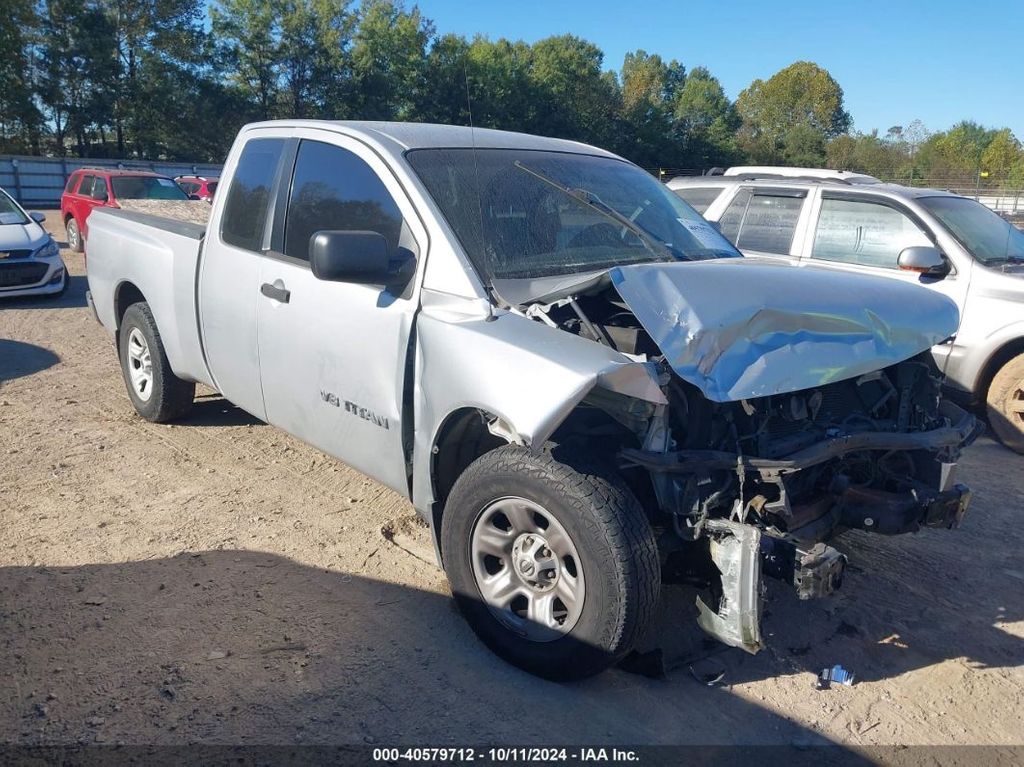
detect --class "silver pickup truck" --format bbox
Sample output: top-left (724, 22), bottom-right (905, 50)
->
top-left (86, 121), bottom-right (980, 680)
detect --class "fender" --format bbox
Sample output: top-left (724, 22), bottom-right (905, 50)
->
top-left (409, 290), bottom-right (666, 516)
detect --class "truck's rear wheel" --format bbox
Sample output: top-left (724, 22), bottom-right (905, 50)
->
top-left (987, 353), bottom-right (1024, 454)
top-left (441, 445), bottom-right (659, 681)
top-left (118, 302), bottom-right (194, 423)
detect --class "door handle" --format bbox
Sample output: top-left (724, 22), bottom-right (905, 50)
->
top-left (260, 282), bottom-right (290, 303)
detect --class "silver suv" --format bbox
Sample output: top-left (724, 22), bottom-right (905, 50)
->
top-left (669, 169), bottom-right (1024, 453)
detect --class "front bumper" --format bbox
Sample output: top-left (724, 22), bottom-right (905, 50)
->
top-left (0, 258), bottom-right (66, 298)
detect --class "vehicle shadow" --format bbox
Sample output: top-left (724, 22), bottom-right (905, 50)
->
top-left (0, 339), bottom-right (60, 384)
top-left (0, 551), bottom-right (870, 755)
top-left (647, 434), bottom-right (1023, 687)
top-left (175, 394), bottom-right (266, 428)
top-left (0, 275), bottom-right (88, 310)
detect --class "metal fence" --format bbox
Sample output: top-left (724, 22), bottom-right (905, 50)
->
top-left (0, 155), bottom-right (224, 208)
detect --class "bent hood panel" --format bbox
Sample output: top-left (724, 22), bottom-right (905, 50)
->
top-left (610, 259), bottom-right (959, 402)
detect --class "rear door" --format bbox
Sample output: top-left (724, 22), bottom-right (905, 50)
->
top-left (255, 131), bottom-right (425, 496)
top-left (79, 176), bottom-right (111, 237)
top-left (198, 134), bottom-right (292, 420)
top-left (716, 186), bottom-right (814, 262)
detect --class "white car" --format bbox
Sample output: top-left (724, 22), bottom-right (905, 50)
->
top-left (0, 187), bottom-right (67, 299)
top-left (669, 167), bottom-right (1024, 453)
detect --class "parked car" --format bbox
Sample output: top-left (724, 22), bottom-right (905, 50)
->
top-left (0, 186), bottom-right (67, 298)
top-left (669, 169), bottom-right (1024, 453)
top-left (175, 175), bottom-right (219, 202)
top-left (60, 168), bottom-right (189, 253)
top-left (85, 122), bottom-right (978, 680)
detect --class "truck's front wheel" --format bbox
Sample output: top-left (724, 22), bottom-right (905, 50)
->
top-left (441, 445), bottom-right (659, 681)
top-left (118, 302), bottom-right (195, 423)
top-left (987, 352), bottom-right (1024, 454)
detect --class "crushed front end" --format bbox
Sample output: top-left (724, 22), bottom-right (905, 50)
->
top-left (501, 259), bottom-right (982, 653)
top-left (620, 355), bottom-right (979, 651)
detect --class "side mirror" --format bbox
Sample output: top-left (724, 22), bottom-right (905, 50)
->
top-left (29, 211), bottom-right (46, 224)
top-left (310, 230), bottom-right (415, 286)
top-left (898, 246), bottom-right (949, 277)
top-left (91, 188), bottom-right (108, 202)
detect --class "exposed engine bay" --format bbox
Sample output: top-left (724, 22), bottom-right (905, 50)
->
top-left (510, 276), bottom-right (981, 653)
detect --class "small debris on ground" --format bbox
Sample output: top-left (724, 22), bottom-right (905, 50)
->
top-left (816, 664), bottom-right (856, 690)
top-left (689, 657), bottom-right (727, 687)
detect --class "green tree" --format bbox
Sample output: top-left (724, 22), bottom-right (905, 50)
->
top-left (617, 50), bottom-right (682, 167)
top-left (212, 0), bottom-right (283, 120)
top-left (350, 0), bottom-right (434, 120)
top-left (0, 0), bottom-right (43, 153)
top-left (527, 35), bottom-right (620, 147)
top-left (36, 0), bottom-right (120, 156)
top-left (108, 0), bottom-right (206, 156)
top-left (981, 129), bottom-right (1022, 181)
top-left (736, 61), bottom-right (850, 165)
top-left (464, 36), bottom-right (537, 132)
top-left (915, 120), bottom-right (996, 183)
top-left (674, 66), bottom-right (738, 167)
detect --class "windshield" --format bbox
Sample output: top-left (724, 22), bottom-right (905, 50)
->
top-left (406, 148), bottom-right (739, 281)
top-left (920, 195), bottom-right (1024, 265)
top-left (111, 176), bottom-right (189, 201)
top-left (0, 189), bottom-right (28, 225)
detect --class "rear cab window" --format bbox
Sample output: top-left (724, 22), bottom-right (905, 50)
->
top-left (811, 196), bottom-right (931, 269)
top-left (221, 138), bottom-right (287, 252)
top-left (719, 187), bottom-right (806, 255)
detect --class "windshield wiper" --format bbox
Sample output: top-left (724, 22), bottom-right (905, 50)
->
top-left (513, 161), bottom-right (674, 260)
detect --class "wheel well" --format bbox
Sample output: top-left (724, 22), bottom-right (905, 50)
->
top-left (429, 408), bottom-right (507, 548)
top-left (976, 338), bottom-right (1024, 404)
top-left (114, 282), bottom-right (147, 343)
top-left (428, 400), bottom-right (652, 558)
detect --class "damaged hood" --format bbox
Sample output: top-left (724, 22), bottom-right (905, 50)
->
top-left (608, 259), bottom-right (959, 402)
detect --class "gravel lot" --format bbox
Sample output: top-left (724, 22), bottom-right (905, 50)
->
top-left (1, 221), bottom-right (1022, 752)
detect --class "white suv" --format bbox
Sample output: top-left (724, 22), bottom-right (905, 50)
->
top-left (669, 169), bottom-right (1024, 453)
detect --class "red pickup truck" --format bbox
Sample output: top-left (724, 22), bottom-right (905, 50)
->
top-left (60, 168), bottom-right (188, 252)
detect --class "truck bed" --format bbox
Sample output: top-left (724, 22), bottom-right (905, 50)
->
top-left (86, 207), bottom-right (214, 389)
top-left (117, 200), bottom-right (212, 227)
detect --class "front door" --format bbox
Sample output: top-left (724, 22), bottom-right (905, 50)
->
top-left (255, 132), bottom-right (424, 496)
top-left (801, 193), bottom-right (971, 367)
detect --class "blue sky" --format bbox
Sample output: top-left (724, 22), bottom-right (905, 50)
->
top-left (412, 0), bottom-right (1023, 136)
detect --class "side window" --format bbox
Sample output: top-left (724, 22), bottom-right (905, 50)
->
top-left (221, 138), bottom-right (285, 252)
top-left (64, 174), bottom-right (80, 193)
top-left (718, 189), bottom-right (803, 254)
top-left (812, 198), bottom-right (931, 269)
top-left (718, 188), bottom-right (751, 244)
top-left (674, 187), bottom-right (724, 215)
top-left (735, 193), bottom-right (803, 254)
top-left (77, 174), bottom-right (95, 196)
top-left (283, 140), bottom-right (403, 261)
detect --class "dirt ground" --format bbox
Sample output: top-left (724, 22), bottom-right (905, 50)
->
top-left (1, 219), bottom-right (1022, 752)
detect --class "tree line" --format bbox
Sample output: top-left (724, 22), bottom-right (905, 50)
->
top-left (2, 0), bottom-right (1022, 187)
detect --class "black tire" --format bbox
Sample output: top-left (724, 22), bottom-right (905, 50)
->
top-left (441, 445), bottom-right (659, 681)
top-left (986, 353), bottom-right (1024, 454)
top-left (118, 302), bottom-right (195, 423)
top-left (66, 217), bottom-right (83, 253)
